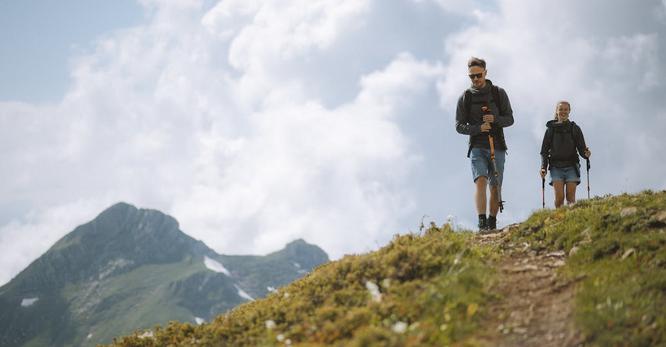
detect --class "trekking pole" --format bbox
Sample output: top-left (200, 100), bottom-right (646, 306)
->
top-left (586, 158), bottom-right (591, 199)
top-left (482, 105), bottom-right (504, 213)
top-left (489, 135), bottom-right (504, 213)
top-left (541, 176), bottom-right (545, 208)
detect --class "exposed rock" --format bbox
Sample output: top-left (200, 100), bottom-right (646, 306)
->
top-left (546, 260), bottom-right (566, 268)
top-left (508, 264), bottom-right (539, 273)
top-left (620, 207), bottom-right (638, 217)
top-left (656, 210), bottom-right (666, 223)
top-left (545, 251), bottom-right (566, 258)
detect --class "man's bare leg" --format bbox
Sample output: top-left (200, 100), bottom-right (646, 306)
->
top-left (489, 185), bottom-right (499, 216)
top-left (475, 176), bottom-right (488, 215)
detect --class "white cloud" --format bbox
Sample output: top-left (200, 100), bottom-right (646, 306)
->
top-left (218, 0), bottom-right (372, 109)
top-left (173, 53), bottom-right (442, 257)
top-left (0, 200), bottom-right (105, 285)
top-left (600, 33), bottom-right (660, 90)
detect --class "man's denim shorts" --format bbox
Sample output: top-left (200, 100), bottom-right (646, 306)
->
top-left (549, 165), bottom-right (581, 186)
top-left (470, 147), bottom-right (505, 186)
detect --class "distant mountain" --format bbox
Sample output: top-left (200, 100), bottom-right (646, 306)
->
top-left (0, 203), bottom-right (328, 347)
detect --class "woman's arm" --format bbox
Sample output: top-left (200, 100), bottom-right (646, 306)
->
top-left (574, 124), bottom-right (590, 158)
top-left (540, 128), bottom-right (552, 170)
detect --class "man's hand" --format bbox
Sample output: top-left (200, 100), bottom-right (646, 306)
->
top-left (584, 148), bottom-right (592, 158)
top-left (540, 168), bottom-right (546, 179)
top-left (480, 122), bottom-right (491, 132)
top-left (482, 114), bottom-right (495, 123)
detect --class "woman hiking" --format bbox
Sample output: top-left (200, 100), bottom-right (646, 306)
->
top-left (540, 100), bottom-right (591, 208)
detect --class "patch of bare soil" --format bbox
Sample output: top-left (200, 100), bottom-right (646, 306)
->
top-left (470, 225), bottom-right (586, 347)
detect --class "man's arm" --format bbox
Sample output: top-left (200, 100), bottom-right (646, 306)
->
top-left (494, 88), bottom-right (514, 128)
top-left (455, 93), bottom-right (481, 135)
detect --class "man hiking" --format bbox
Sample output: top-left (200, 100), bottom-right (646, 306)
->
top-left (456, 57), bottom-right (514, 231)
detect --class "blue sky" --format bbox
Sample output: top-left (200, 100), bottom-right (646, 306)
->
top-left (0, 0), bottom-right (143, 102)
top-left (1, 0), bottom-right (665, 285)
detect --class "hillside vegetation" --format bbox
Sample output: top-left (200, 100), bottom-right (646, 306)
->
top-left (109, 190), bottom-right (666, 347)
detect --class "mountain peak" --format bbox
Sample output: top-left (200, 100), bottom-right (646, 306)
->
top-left (99, 201), bottom-right (138, 219)
top-left (273, 238), bottom-right (328, 271)
top-left (106, 201), bottom-right (136, 211)
top-left (12, 202), bottom-right (202, 291)
top-left (95, 202), bottom-right (180, 232)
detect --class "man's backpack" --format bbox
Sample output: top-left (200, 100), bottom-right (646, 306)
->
top-left (462, 84), bottom-right (505, 157)
top-left (463, 85), bottom-right (502, 118)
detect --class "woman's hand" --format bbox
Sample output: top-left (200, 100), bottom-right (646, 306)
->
top-left (540, 168), bottom-right (546, 179)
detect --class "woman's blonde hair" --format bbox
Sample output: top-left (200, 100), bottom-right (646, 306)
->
top-left (554, 100), bottom-right (571, 120)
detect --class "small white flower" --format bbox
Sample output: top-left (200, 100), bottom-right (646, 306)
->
top-left (265, 320), bottom-right (276, 330)
top-left (277, 334), bottom-right (285, 342)
top-left (138, 331), bottom-right (154, 339)
top-left (392, 321), bottom-right (408, 334)
top-left (365, 281), bottom-right (382, 303)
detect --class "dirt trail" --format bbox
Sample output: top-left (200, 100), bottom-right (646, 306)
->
top-left (471, 224), bottom-right (586, 347)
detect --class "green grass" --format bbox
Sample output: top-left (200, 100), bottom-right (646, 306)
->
top-left (109, 190), bottom-right (666, 347)
top-left (62, 258), bottom-right (207, 346)
top-left (109, 225), bottom-right (498, 346)
top-left (508, 190), bottom-right (666, 346)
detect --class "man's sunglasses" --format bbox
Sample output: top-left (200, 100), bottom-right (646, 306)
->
top-left (468, 73), bottom-right (484, 80)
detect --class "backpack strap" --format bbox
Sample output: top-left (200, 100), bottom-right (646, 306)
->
top-left (463, 84), bottom-right (503, 157)
top-left (491, 85), bottom-right (502, 116)
top-left (465, 85), bottom-right (502, 116)
top-left (464, 90), bottom-right (472, 116)
top-left (570, 121), bottom-right (579, 147)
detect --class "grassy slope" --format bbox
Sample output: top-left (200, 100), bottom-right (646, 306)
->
top-left (111, 227), bottom-right (498, 346)
top-left (109, 190), bottom-right (666, 347)
top-left (507, 190), bottom-right (666, 346)
top-left (59, 259), bottom-right (206, 346)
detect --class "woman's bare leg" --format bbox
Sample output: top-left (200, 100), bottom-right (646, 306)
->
top-left (565, 182), bottom-right (577, 205)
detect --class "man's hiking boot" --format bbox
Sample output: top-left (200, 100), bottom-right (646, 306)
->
top-left (487, 215), bottom-right (497, 231)
top-left (478, 215), bottom-right (487, 231)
